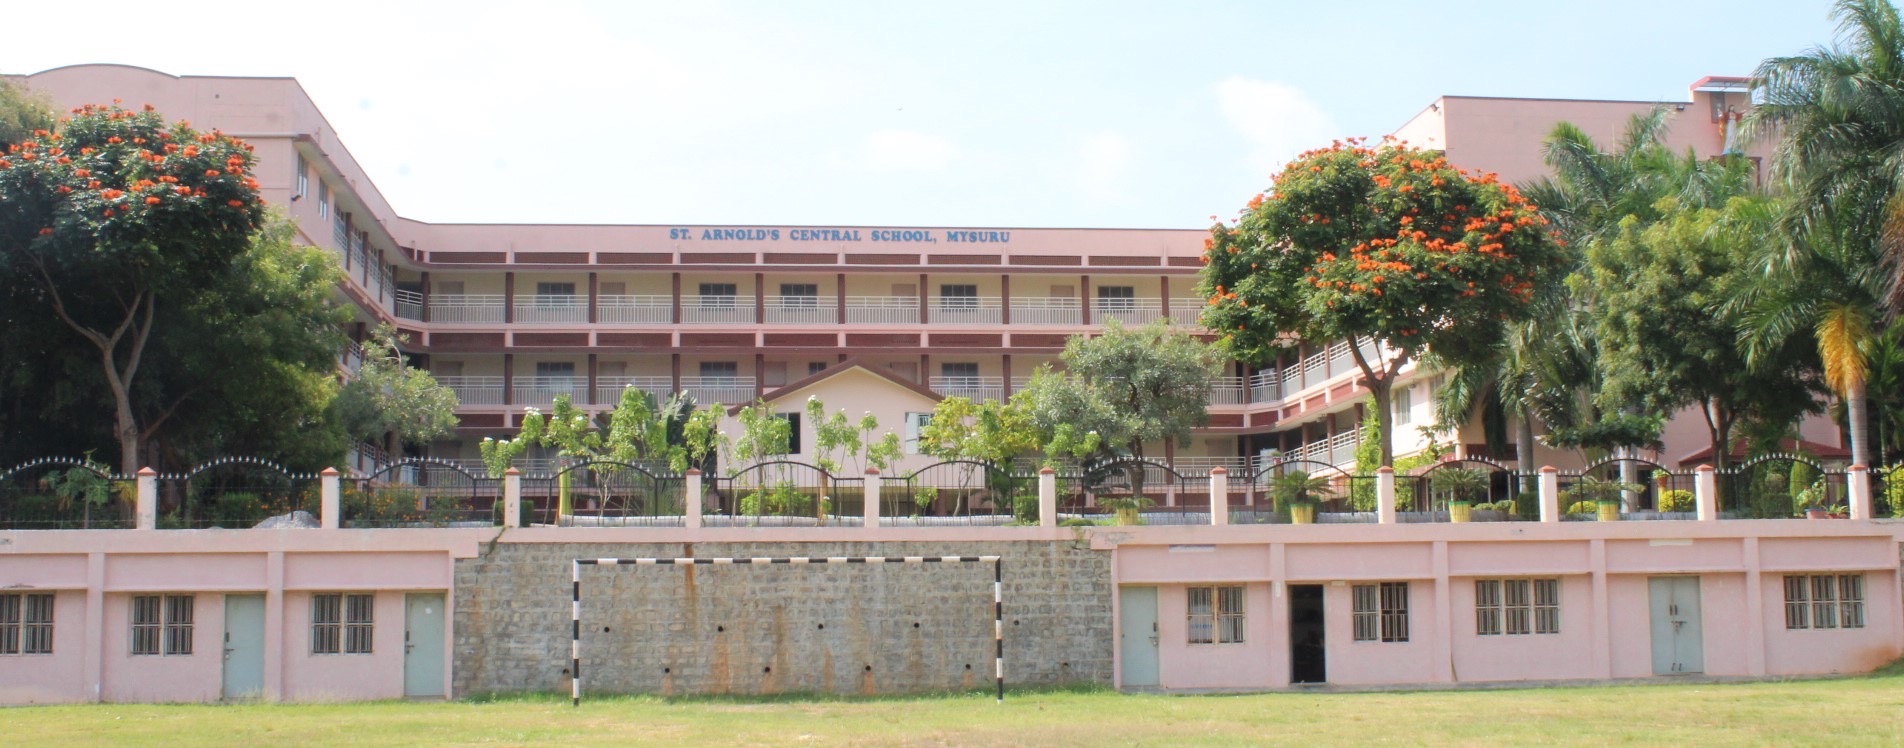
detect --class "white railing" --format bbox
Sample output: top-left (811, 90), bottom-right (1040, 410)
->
top-left (340, 343), bottom-right (366, 374)
top-left (1009, 297), bottom-right (1081, 325)
top-left (598, 295), bottom-right (672, 324)
top-left (596, 376), bottom-right (673, 404)
top-left (439, 375), bottom-right (505, 405)
top-left (1209, 376), bottom-right (1248, 405)
top-left (765, 295), bottom-right (837, 324)
top-left (929, 297), bottom-right (1002, 324)
top-left (515, 296), bottom-right (589, 324)
top-left (682, 297), bottom-right (754, 324)
top-left (429, 294), bottom-right (507, 323)
top-left (513, 376), bottom-right (589, 406)
top-left (929, 376), bottom-right (1004, 402)
top-left (682, 376), bottom-right (755, 406)
top-left (1169, 299), bottom-right (1202, 326)
top-left (1092, 299), bottom-right (1164, 326)
top-left (1329, 429), bottom-right (1360, 466)
top-left (1171, 456), bottom-right (1252, 474)
top-left (374, 262), bottom-right (395, 310)
top-left (395, 289), bottom-right (424, 320)
top-left (333, 213), bottom-right (350, 251)
top-left (846, 296), bottom-right (920, 324)
top-left (1249, 369), bottom-right (1279, 402)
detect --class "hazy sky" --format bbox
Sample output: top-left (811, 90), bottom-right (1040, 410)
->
top-left (1, 0), bottom-right (1843, 228)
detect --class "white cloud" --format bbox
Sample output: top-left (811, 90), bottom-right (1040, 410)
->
top-left (1076, 131), bottom-right (1134, 204)
top-left (857, 130), bottom-right (959, 171)
top-left (1215, 76), bottom-right (1339, 178)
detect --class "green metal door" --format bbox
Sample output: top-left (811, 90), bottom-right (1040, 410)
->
top-left (1119, 586), bottom-right (1159, 687)
top-left (404, 593), bottom-right (446, 697)
top-left (222, 594), bottom-right (265, 699)
top-left (1648, 577), bottom-right (1704, 675)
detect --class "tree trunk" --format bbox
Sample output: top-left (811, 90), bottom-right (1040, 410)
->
top-left (1847, 380), bottom-right (1871, 467)
top-left (1516, 412), bottom-right (1537, 504)
top-left (1347, 341), bottom-right (1401, 468)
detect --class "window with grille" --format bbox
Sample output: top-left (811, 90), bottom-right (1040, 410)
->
top-left (312, 594), bottom-right (375, 655)
top-left (939, 284), bottom-right (979, 309)
top-left (940, 362), bottom-right (980, 380)
top-left (1477, 579), bottom-right (1560, 636)
top-left (698, 283), bottom-right (738, 307)
top-left (1786, 574), bottom-right (1865, 630)
top-left (780, 283), bottom-right (819, 307)
top-left (534, 282), bottom-right (576, 303)
top-left (132, 595), bottom-right (193, 656)
top-left (808, 361), bottom-right (829, 376)
top-left (1097, 286), bottom-right (1136, 310)
top-left (295, 154), bottom-right (309, 198)
top-left (699, 361), bottom-right (739, 380)
top-left (0, 593), bottom-right (54, 655)
top-left (1187, 586), bottom-right (1244, 644)
top-left (1352, 582), bottom-right (1409, 642)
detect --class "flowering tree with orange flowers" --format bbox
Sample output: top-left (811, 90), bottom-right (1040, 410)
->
top-left (0, 103), bottom-right (267, 474)
top-left (1199, 137), bottom-right (1566, 466)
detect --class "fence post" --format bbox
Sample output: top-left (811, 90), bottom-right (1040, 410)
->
top-left (1848, 464), bottom-right (1872, 520)
top-left (1209, 468), bottom-right (1229, 526)
top-left (503, 468), bottom-right (522, 528)
top-left (135, 467), bottom-right (157, 531)
top-left (1694, 464), bottom-right (1717, 522)
top-left (863, 468), bottom-right (881, 529)
top-left (1376, 467), bottom-right (1396, 524)
top-left (684, 469), bottom-right (704, 529)
top-left (1039, 468), bottom-right (1057, 527)
top-left (1538, 466), bottom-right (1559, 523)
top-left (320, 467), bottom-right (340, 530)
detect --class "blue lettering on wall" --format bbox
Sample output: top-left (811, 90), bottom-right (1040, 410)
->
top-left (682, 228), bottom-right (1009, 244)
top-left (945, 231), bottom-right (1011, 243)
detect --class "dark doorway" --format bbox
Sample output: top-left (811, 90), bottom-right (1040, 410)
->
top-left (1289, 584), bottom-right (1326, 684)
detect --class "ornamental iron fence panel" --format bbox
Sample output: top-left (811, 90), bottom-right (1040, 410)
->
top-left (0, 458), bottom-right (135, 529)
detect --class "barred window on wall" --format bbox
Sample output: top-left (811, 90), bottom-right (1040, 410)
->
top-left (1352, 582), bottom-right (1409, 642)
top-left (1188, 586), bottom-right (1244, 644)
top-left (1785, 574), bottom-right (1864, 630)
top-left (313, 594), bottom-right (375, 654)
top-left (1476, 579), bottom-right (1560, 636)
top-left (0, 593), bottom-right (54, 655)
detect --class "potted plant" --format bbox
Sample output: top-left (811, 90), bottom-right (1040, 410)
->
top-left (1793, 479), bottom-right (1831, 519)
top-left (1098, 495), bottom-right (1154, 526)
top-left (1564, 475), bottom-right (1644, 522)
top-left (1268, 470), bottom-right (1333, 525)
top-left (1472, 499), bottom-right (1516, 522)
top-left (1430, 467), bottom-right (1489, 523)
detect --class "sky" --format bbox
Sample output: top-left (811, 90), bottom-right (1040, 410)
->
top-left (1, 0), bottom-right (1846, 229)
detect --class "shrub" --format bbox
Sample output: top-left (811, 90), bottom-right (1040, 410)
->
top-left (1657, 489), bottom-right (1695, 513)
top-left (1566, 500), bottom-right (1598, 515)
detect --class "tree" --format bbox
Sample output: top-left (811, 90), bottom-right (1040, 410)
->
top-left (1203, 138), bottom-right (1567, 466)
top-left (0, 76), bottom-right (55, 152)
top-left (334, 324), bottom-right (460, 454)
top-left (1585, 195), bottom-right (1822, 471)
top-left (0, 103), bottom-right (268, 474)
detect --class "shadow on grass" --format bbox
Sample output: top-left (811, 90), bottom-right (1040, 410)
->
top-left (462, 681), bottom-right (1112, 706)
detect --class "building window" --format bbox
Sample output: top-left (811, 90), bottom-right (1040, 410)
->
top-left (131, 595), bottom-right (193, 656)
top-left (1476, 579), bottom-right (1560, 636)
top-left (1352, 582), bottom-right (1409, 642)
top-left (904, 412), bottom-right (933, 454)
top-left (940, 362), bottom-right (979, 380)
top-left (535, 281), bottom-right (576, 299)
top-left (1395, 386), bottom-right (1413, 426)
top-left (1097, 286), bottom-right (1136, 311)
top-left (1187, 586), bottom-right (1244, 644)
top-left (1786, 574), bottom-right (1865, 630)
top-left (535, 362), bottom-right (576, 378)
top-left (698, 283), bottom-right (738, 307)
top-left (295, 154), bottom-right (309, 199)
top-left (808, 361), bottom-right (829, 377)
top-left (780, 283), bottom-right (819, 307)
top-left (318, 181), bottom-right (330, 220)
top-left (312, 594), bottom-right (374, 655)
top-left (699, 361), bottom-right (739, 380)
top-left (777, 412), bottom-right (802, 455)
top-left (0, 593), bottom-right (54, 655)
top-left (939, 284), bottom-right (979, 310)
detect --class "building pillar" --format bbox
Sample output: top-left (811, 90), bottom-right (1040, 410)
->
top-left (1080, 274), bottom-right (1091, 325)
top-left (1039, 468), bottom-right (1057, 527)
top-left (420, 271), bottom-right (432, 323)
top-left (503, 468), bottom-right (522, 528)
top-left (863, 468), bottom-right (882, 529)
top-left (671, 272), bottom-right (682, 325)
top-left (504, 272), bottom-right (515, 324)
top-left (587, 272), bottom-right (598, 324)
top-left (918, 272), bottom-right (929, 324)
top-left (684, 469), bottom-right (703, 529)
top-left (1848, 464), bottom-right (1873, 520)
top-left (1694, 465), bottom-right (1718, 521)
top-left (1209, 468), bottom-right (1229, 526)
top-left (1160, 276), bottom-right (1171, 322)
top-left (671, 353), bottom-right (682, 395)
top-left (586, 354), bottom-right (599, 406)
top-left (920, 354), bottom-right (930, 385)
top-left (1376, 467), bottom-right (1396, 524)
top-left (135, 467), bottom-right (156, 531)
top-left (1000, 273), bottom-right (1011, 325)
top-left (754, 353), bottom-right (765, 399)
top-left (755, 271), bottom-right (766, 324)
top-left (1538, 466), bottom-right (1560, 522)
top-left (1742, 536), bottom-right (1767, 675)
top-left (1002, 354), bottom-right (1013, 398)
top-left (503, 353), bottom-right (515, 406)
top-left (836, 272), bottom-right (847, 325)
top-left (264, 551), bottom-right (285, 701)
top-left (320, 468), bottom-right (340, 529)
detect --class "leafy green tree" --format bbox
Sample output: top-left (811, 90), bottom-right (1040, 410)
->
top-left (1585, 195), bottom-right (1822, 471)
top-left (1203, 138), bottom-right (1566, 466)
top-left (0, 103), bottom-right (268, 473)
top-left (334, 324), bottom-right (460, 455)
top-left (0, 76), bottom-right (54, 152)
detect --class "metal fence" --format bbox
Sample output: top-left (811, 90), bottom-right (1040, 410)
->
top-left (710, 461), bottom-right (862, 527)
top-left (523, 460), bottom-right (685, 527)
top-left (160, 457), bottom-right (320, 529)
top-left (883, 460), bottom-right (1033, 526)
top-left (0, 458), bottom-right (136, 529)
top-left (345, 459), bottom-right (499, 528)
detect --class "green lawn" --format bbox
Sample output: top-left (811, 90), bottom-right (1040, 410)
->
top-left (6, 673), bottom-right (1904, 747)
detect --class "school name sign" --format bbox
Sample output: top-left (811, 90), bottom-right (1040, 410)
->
top-left (668, 227), bottom-right (1013, 244)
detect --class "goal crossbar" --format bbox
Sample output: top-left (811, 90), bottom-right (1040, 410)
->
top-left (569, 555), bottom-right (1005, 706)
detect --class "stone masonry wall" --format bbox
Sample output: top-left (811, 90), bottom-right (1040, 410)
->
top-left (453, 540), bottom-right (1111, 697)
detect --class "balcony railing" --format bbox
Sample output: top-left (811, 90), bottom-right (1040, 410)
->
top-left (929, 376), bottom-right (1003, 402)
top-left (596, 376), bottom-right (673, 404)
top-left (682, 376), bottom-right (756, 406)
top-left (429, 294), bottom-right (507, 323)
top-left (846, 296), bottom-right (919, 324)
top-left (682, 297), bottom-right (754, 324)
top-left (513, 376), bottom-right (589, 406)
top-left (765, 295), bottom-right (837, 324)
top-left (340, 342), bottom-right (366, 374)
top-left (597, 295), bottom-right (672, 324)
top-left (1209, 376), bottom-right (1248, 405)
top-left (1092, 299), bottom-right (1164, 326)
top-left (395, 289), bottom-right (424, 320)
top-left (1009, 297), bottom-right (1080, 325)
top-left (439, 376), bottom-right (505, 405)
top-left (1169, 298), bottom-right (1202, 326)
top-left (1249, 369), bottom-right (1279, 402)
top-left (515, 296), bottom-right (589, 324)
top-left (928, 297), bottom-right (1001, 324)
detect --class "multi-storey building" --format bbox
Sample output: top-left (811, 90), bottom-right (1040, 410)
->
top-left (11, 66), bottom-right (1826, 476)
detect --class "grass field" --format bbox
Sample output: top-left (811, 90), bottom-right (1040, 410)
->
top-left (6, 672), bottom-right (1904, 747)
